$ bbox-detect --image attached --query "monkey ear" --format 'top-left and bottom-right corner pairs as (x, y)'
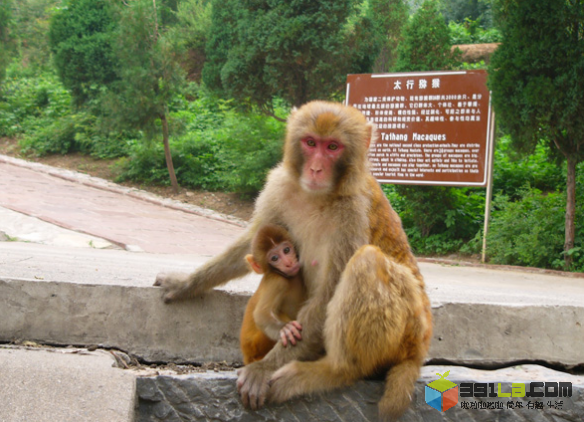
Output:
(365, 123), (375, 150)
(245, 254), (264, 274)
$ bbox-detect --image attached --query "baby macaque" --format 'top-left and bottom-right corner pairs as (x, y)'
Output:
(240, 224), (307, 364)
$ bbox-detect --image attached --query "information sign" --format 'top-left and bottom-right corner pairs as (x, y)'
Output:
(346, 70), (493, 186)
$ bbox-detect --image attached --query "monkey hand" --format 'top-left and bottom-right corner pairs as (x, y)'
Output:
(153, 272), (202, 303)
(280, 321), (302, 347)
(236, 360), (276, 410)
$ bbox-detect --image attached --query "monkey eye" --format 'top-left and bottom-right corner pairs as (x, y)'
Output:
(283, 247), (291, 254)
(270, 255), (279, 262)
(305, 138), (316, 147)
(328, 143), (339, 151)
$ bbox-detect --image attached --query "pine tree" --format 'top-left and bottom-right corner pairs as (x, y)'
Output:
(394, 0), (460, 72)
(489, 0), (584, 269)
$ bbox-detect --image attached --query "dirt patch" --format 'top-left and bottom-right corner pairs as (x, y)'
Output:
(0, 137), (255, 222)
(452, 43), (499, 64)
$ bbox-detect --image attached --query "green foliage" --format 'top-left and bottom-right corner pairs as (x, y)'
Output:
(49, 0), (119, 105)
(449, 19), (501, 44)
(0, 65), (130, 158)
(100, 0), (185, 135)
(20, 112), (131, 158)
(203, 0), (358, 109)
(0, 0), (11, 83)
(341, 2), (382, 76)
(383, 184), (485, 255)
(441, 0), (495, 28)
(0, 66), (71, 137)
(475, 143), (582, 271)
(213, 109), (285, 194)
(394, 0), (461, 72)
(367, 0), (409, 72)
(493, 135), (564, 199)
(489, 0), (584, 268)
(116, 98), (286, 194)
(488, 189), (566, 269)
(489, 0), (584, 164)
(170, 0), (212, 81)
(3, 0), (60, 71)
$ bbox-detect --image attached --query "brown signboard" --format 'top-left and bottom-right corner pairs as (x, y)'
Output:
(346, 70), (493, 186)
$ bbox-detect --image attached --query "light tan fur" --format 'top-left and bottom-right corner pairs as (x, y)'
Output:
(154, 101), (432, 420)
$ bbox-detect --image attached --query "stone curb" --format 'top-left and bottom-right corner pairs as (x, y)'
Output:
(135, 365), (584, 421)
(2, 276), (583, 368)
(418, 257), (584, 279)
(0, 154), (248, 228)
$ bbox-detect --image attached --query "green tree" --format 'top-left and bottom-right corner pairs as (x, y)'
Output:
(5, 0), (62, 70)
(170, 0), (212, 81)
(0, 0), (11, 84)
(103, 0), (185, 193)
(49, 0), (119, 105)
(441, 0), (494, 28)
(395, 0), (460, 72)
(488, 0), (584, 269)
(369, 0), (409, 72)
(203, 0), (357, 113)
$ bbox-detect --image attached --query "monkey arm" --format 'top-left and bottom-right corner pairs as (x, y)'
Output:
(154, 169), (288, 303)
(154, 226), (256, 302)
(253, 279), (290, 341)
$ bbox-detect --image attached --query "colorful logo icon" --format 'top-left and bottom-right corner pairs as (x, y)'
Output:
(425, 371), (459, 412)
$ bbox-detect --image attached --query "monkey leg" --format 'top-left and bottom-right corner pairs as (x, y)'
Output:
(269, 245), (426, 421)
(241, 330), (276, 365)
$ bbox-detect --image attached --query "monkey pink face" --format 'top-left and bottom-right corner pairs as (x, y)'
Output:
(267, 241), (300, 277)
(299, 135), (345, 193)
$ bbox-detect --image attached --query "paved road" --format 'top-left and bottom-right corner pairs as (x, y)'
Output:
(0, 156), (244, 255)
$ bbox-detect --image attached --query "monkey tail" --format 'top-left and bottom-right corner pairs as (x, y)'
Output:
(378, 359), (420, 422)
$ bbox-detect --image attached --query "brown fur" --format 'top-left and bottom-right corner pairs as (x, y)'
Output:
(154, 101), (432, 420)
(240, 225), (307, 365)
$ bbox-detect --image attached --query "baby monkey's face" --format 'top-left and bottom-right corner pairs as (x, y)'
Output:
(268, 241), (300, 277)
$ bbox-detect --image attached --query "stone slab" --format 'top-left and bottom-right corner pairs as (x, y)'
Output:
(0, 346), (135, 422)
(135, 365), (584, 421)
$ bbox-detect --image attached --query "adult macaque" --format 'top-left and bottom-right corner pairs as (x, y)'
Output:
(155, 101), (432, 421)
(240, 224), (307, 364)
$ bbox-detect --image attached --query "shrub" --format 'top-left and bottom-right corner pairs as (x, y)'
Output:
(493, 135), (564, 200)
(383, 184), (485, 256)
(115, 103), (286, 195)
(449, 19), (502, 45)
(0, 67), (71, 137)
(487, 188), (566, 269)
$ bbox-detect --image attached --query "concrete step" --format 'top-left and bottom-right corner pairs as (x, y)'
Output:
(0, 346), (135, 422)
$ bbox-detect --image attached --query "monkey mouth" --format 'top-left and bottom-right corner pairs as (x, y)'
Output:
(300, 177), (332, 193)
(287, 264), (301, 277)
